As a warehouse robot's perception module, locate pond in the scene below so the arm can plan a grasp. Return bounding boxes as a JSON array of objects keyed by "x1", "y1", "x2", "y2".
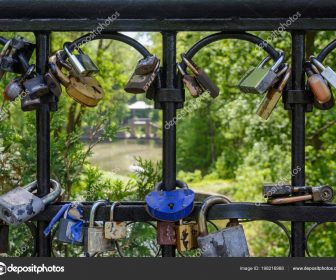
[{"x1": 89, "y1": 139, "x2": 162, "y2": 176}]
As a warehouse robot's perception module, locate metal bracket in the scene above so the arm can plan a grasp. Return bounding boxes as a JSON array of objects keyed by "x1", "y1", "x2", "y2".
[{"x1": 283, "y1": 89, "x2": 313, "y2": 111}]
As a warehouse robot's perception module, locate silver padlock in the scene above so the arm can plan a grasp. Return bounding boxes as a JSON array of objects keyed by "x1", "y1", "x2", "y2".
[
  {"x1": 0, "y1": 180, "x2": 62, "y2": 226},
  {"x1": 64, "y1": 44, "x2": 99, "y2": 76},
  {"x1": 310, "y1": 56, "x2": 336, "y2": 89},
  {"x1": 84, "y1": 200, "x2": 115, "y2": 257},
  {"x1": 238, "y1": 52, "x2": 285, "y2": 94},
  {"x1": 104, "y1": 202, "x2": 127, "y2": 240},
  {"x1": 197, "y1": 196, "x2": 249, "y2": 257}
]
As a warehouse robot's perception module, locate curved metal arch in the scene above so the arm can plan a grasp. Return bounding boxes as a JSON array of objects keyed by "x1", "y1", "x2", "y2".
[
  {"x1": 304, "y1": 221, "x2": 336, "y2": 257},
  {"x1": 182, "y1": 32, "x2": 281, "y2": 64},
  {"x1": 66, "y1": 32, "x2": 151, "y2": 59},
  {"x1": 239, "y1": 219, "x2": 291, "y2": 257},
  {"x1": 178, "y1": 32, "x2": 282, "y2": 90},
  {"x1": 317, "y1": 39, "x2": 336, "y2": 62}
]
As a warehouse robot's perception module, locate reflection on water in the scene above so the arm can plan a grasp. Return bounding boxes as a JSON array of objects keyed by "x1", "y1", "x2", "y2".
[{"x1": 89, "y1": 139, "x2": 162, "y2": 176}]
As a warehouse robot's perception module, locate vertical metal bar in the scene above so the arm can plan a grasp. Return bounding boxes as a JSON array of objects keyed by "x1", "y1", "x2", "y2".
[
  {"x1": 290, "y1": 31, "x2": 306, "y2": 257},
  {"x1": 161, "y1": 31, "x2": 177, "y2": 257},
  {"x1": 35, "y1": 32, "x2": 51, "y2": 257}
]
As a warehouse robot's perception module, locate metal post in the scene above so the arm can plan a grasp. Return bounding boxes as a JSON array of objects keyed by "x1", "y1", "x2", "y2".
[
  {"x1": 290, "y1": 31, "x2": 306, "y2": 257},
  {"x1": 35, "y1": 32, "x2": 52, "y2": 257},
  {"x1": 161, "y1": 31, "x2": 177, "y2": 257}
]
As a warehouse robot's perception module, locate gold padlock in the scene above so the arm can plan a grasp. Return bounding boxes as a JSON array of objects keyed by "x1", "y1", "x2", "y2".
[
  {"x1": 176, "y1": 220, "x2": 198, "y2": 252},
  {"x1": 104, "y1": 202, "x2": 127, "y2": 240},
  {"x1": 49, "y1": 55, "x2": 104, "y2": 107}
]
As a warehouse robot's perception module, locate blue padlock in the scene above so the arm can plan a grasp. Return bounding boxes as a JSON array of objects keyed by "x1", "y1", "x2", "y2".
[{"x1": 145, "y1": 180, "x2": 195, "y2": 221}]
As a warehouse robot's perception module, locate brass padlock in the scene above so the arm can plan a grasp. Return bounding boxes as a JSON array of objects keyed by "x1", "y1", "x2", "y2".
[
  {"x1": 104, "y1": 202, "x2": 127, "y2": 240},
  {"x1": 256, "y1": 65, "x2": 291, "y2": 119},
  {"x1": 49, "y1": 55, "x2": 104, "y2": 107},
  {"x1": 176, "y1": 220, "x2": 199, "y2": 252}
]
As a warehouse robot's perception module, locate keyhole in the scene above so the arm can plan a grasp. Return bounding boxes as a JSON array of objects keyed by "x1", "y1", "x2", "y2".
[{"x1": 168, "y1": 203, "x2": 174, "y2": 210}]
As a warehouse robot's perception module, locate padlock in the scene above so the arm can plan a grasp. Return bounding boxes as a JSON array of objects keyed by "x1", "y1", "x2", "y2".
[
  {"x1": 135, "y1": 55, "x2": 160, "y2": 75},
  {"x1": 177, "y1": 63, "x2": 204, "y2": 97},
  {"x1": 238, "y1": 52, "x2": 285, "y2": 94},
  {"x1": 23, "y1": 75, "x2": 49, "y2": 99},
  {"x1": 3, "y1": 64, "x2": 35, "y2": 101},
  {"x1": 84, "y1": 200, "x2": 114, "y2": 257},
  {"x1": 0, "y1": 36, "x2": 34, "y2": 75},
  {"x1": 104, "y1": 202, "x2": 127, "y2": 240},
  {"x1": 49, "y1": 55, "x2": 104, "y2": 107},
  {"x1": 305, "y1": 62, "x2": 332, "y2": 104},
  {"x1": 176, "y1": 220, "x2": 199, "y2": 252},
  {"x1": 181, "y1": 53, "x2": 219, "y2": 98},
  {"x1": 21, "y1": 94, "x2": 41, "y2": 112},
  {"x1": 145, "y1": 180, "x2": 195, "y2": 221},
  {"x1": 197, "y1": 196, "x2": 249, "y2": 257},
  {"x1": 256, "y1": 65, "x2": 291, "y2": 119},
  {"x1": 310, "y1": 56, "x2": 336, "y2": 89},
  {"x1": 56, "y1": 204, "x2": 85, "y2": 245},
  {"x1": 44, "y1": 72, "x2": 62, "y2": 98},
  {"x1": 269, "y1": 185, "x2": 333, "y2": 204},
  {"x1": 64, "y1": 43, "x2": 99, "y2": 76},
  {"x1": 157, "y1": 221, "x2": 176, "y2": 245},
  {"x1": 0, "y1": 179, "x2": 61, "y2": 225},
  {"x1": 124, "y1": 55, "x2": 160, "y2": 94}
]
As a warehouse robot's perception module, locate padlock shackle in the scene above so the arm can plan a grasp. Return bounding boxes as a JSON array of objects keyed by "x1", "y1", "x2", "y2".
[
  {"x1": 23, "y1": 179, "x2": 62, "y2": 205},
  {"x1": 89, "y1": 200, "x2": 108, "y2": 227},
  {"x1": 177, "y1": 63, "x2": 187, "y2": 76},
  {"x1": 181, "y1": 54, "x2": 199, "y2": 75},
  {"x1": 41, "y1": 179, "x2": 62, "y2": 205},
  {"x1": 198, "y1": 195, "x2": 231, "y2": 236},
  {"x1": 49, "y1": 55, "x2": 70, "y2": 86},
  {"x1": 310, "y1": 56, "x2": 326, "y2": 72},
  {"x1": 270, "y1": 51, "x2": 285, "y2": 72},
  {"x1": 154, "y1": 180, "x2": 188, "y2": 191},
  {"x1": 109, "y1": 201, "x2": 120, "y2": 222}
]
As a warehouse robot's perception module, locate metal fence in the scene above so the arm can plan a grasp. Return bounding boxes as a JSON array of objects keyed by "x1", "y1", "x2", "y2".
[{"x1": 1, "y1": 0, "x2": 336, "y2": 257}]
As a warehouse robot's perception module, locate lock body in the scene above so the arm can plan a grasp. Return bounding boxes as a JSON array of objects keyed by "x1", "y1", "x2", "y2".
[
  {"x1": 0, "y1": 180, "x2": 61, "y2": 225},
  {"x1": 197, "y1": 224, "x2": 249, "y2": 257},
  {"x1": 176, "y1": 223, "x2": 198, "y2": 252},
  {"x1": 238, "y1": 53, "x2": 285, "y2": 94},
  {"x1": 308, "y1": 74, "x2": 332, "y2": 104},
  {"x1": 23, "y1": 75, "x2": 49, "y2": 99},
  {"x1": 21, "y1": 94, "x2": 41, "y2": 111},
  {"x1": 0, "y1": 187, "x2": 45, "y2": 225},
  {"x1": 124, "y1": 55, "x2": 160, "y2": 94},
  {"x1": 66, "y1": 76, "x2": 104, "y2": 107},
  {"x1": 157, "y1": 221, "x2": 176, "y2": 245},
  {"x1": 3, "y1": 78, "x2": 23, "y2": 101},
  {"x1": 84, "y1": 226, "x2": 115, "y2": 256},
  {"x1": 57, "y1": 218, "x2": 84, "y2": 245},
  {"x1": 238, "y1": 67, "x2": 278, "y2": 94},
  {"x1": 104, "y1": 221, "x2": 127, "y2": 240}
]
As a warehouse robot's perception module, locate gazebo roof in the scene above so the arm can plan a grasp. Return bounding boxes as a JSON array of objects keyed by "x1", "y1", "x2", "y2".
[{"x1": 128, "y1": 101, "x2": 153, "y2": 110}]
